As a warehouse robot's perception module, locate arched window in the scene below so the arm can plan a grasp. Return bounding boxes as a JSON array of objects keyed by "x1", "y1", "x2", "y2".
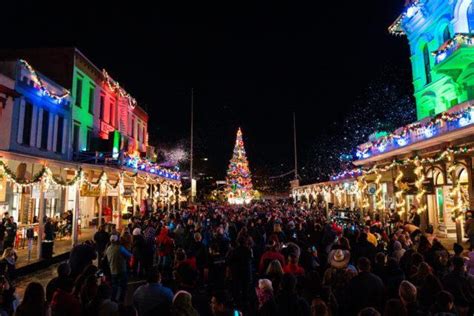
[
  {"x1": 443, "y1": 26, "x2": 451, "y2": 43},
  {"x1": 468, "y1": 2, "x2": 474, "y2": 33},
  {"x1": 423, "y1": 44, "x2": 432, "y2": 84}
]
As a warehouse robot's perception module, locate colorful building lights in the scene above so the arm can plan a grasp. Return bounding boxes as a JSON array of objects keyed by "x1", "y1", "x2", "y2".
[
  {"x1": 355, "y1": 104, "x2": 474, "y2": 160},
  {"x1": 19, "y1": 59, "x2": 70, "y2": 104},
  {"x1": 123, "y1": 154, "x2": 180, "y2": 180}
]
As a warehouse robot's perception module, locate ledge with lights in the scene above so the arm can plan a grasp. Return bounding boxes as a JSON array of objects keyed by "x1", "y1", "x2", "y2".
[
  {"x1": 432, "y1": 33, "x2": 474, "y2": 64},
  {"x1": 19, "y1": 59, "x2": 70, "y2": 104},
  {"x1": 388, "y1": 0, "x2": 421, "y2": 36},
  {"x1": 355, "y1": 104, "x2": 474, "y2": 160},
  {"x1": 122, "y1": 154, "x2": 180, "y2": 181},
  {"x1": 102, "y1": 70, "x2": 137, "y2": 109}
]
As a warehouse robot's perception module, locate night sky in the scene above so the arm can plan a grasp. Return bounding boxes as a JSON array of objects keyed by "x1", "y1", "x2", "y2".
[{"x1": 2, "y1": 0, "x2": 414, "y2": 188}]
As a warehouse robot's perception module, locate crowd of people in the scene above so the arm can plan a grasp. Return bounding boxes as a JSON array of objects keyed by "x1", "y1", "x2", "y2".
[{"x1": 0, "y1": 201, "x2": 473, "y2": 316}]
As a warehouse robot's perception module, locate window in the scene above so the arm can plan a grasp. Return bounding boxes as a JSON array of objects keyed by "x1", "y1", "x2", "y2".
[
  {"x1": 73, "y1": 122, "x2": 80, "y2": 153},
  {"x1": 468, "y1": 2, "x2": 474, "y2": 33},
  {"x1": 40, "y1": 110, "x2": 49, "y2": 150},
  {"x1": 56, "y1": 116, "x2": 64, "y2": 153},
  {"x1": 88, "y1": 87, "x2": 95, "y2": 114},
  {"x1": 75, "y1": 78, "x2": 83, "y2": 107},
  {"x1": 99, "y1": 95, "x2": 105, "y2": 120},
  {"x1": 442, "y1": 26, "x2": 451, "y2": 43},
  {"x1": 22, "y1": 102, "x2": 33, "y2": 145},
  {"x1": 131, "y1": 117, "x2": 135, "y2": 138},
  {"x1": 450, "y1": 98, "x2": 458, "y2": 108},
  {"x1": 87, "y1": 128, "x2": 93, "y2": 151},
  {"x1": 423, "y1": 44, "x2": 432, "y2": 84},
  {"x1": 109, "y1": 99, "x2": 115, "y2": 125}
]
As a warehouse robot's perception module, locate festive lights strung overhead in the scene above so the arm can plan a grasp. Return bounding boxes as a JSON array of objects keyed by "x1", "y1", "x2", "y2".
[{"x1": 19, "y1": 59, "x2": 70, "y2": 103}]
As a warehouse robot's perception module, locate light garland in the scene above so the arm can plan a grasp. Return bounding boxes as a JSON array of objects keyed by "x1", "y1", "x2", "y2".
[
  {"x1": 356, "y1": 106, "x2": 474, "y2": 160},
  {"x1": 123, "y1": 154, "x2": 180, "y2": 181},
  {"x1": 394, "y1": 169, "x2": 406, "y2": 215},
  {"x1": 19, "y1": 60, "x2": 70, "y2": 103},
  {"x1": 413, "y1": 159, "x2": 427, "y2": 214},
  {"x1": 374, "y1": 171, "x2": 384, "y2": 210},
  {"x1": 102, "y1": 70, "x2": 137, "y2": 109},
  {"x1": 388, "y1": 0, "x2": 421, "y2": 36},
  {"x1": 432, "y1": 33, "x2": 474, "y2": 64}
]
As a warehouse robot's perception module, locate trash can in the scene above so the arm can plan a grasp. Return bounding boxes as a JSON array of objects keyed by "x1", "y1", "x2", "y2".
[{"x1": 41, "y1": 240, "x2": 54, "y2": 259}]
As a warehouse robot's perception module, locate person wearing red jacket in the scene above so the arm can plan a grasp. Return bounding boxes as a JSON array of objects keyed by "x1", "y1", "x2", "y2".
[
  {"x1": 259, "y1": 240, "x2": 285, "y2": 274},
  {"x1": 156, "y1": 226, "x2": 175, "y2": 270}
]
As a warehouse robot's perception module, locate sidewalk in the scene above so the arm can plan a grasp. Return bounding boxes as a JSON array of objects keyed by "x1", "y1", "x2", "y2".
[{"x1": 15, "y1": 227, "x2": 95, "y2": 269}]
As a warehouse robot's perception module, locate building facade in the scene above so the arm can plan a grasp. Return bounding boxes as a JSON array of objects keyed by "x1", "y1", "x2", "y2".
[
  {"x1": 391, "y1": 0, "x2": 474, "y2": 120},
  {"x1": 294, "y1": 0, "x2": 474, "y2": 243},
  {"x1": 0, "y1": 49, "x2": 181, "y2": 261}
]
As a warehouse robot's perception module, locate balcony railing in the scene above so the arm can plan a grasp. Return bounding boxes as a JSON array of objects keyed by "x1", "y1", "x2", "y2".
[
  {"x1": 433, "y1": 33, "x2": 474, "y2": 65},
  {"x1": 356, "y1": 102, "x2": 474, "y2": 160}
]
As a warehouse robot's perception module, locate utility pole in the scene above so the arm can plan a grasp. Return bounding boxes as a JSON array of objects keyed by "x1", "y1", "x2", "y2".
[
  {"x1": 190, "y1": 88, "x2": 194, "y2": 203},
  {"x1": 293, "y1": 112, "x2": 298, "y2": 180}
]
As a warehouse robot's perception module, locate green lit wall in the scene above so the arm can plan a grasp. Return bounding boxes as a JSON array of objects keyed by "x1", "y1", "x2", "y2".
[
  {"x1": 401, "y1": 0, "x2": 474, "y2": 120},
  {"x1": 72, "y1": 68, "x2": 95, "y2": 151}
]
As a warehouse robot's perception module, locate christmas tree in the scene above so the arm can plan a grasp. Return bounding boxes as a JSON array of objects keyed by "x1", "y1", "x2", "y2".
[{"x1": 226, "y1": 128, "x2": 254, "y2": 204}]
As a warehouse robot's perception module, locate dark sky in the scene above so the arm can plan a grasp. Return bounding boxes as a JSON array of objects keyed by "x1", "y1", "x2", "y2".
[{"x1": 2, "y1": 0, "x2": 412, "y2": 183}]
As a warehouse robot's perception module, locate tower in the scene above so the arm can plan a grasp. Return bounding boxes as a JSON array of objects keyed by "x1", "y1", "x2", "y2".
[{"x1": 390, "y1": 0, "x2": 474, "y2": 119}]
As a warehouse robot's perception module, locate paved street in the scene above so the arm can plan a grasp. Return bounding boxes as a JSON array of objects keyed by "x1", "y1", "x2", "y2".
[
  {"x1": 16, "y1": 228, "x2": 94, "y2": 269},
  {"x1": 15, "y1": 262, "x2": 146, "y2": 305}
]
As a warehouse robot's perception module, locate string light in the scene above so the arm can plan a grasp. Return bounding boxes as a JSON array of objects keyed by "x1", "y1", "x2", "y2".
[
  {"x1": 356, "y1": 105, "x2": 474, "y2": 159},
  {"x1": 102, "y1": 70, "x2": 137, "y2": 109},
  {"x1": 388, "y1": 0, "x2": 421, "y2": 35},
  {"x1": 19, "y1": 60, "x2": 70, "y2": 103}
]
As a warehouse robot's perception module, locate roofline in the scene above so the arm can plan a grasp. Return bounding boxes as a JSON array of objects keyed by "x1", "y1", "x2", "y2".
[{"x1": 73, "y1": 48, "x2": 102, "y2": 75}]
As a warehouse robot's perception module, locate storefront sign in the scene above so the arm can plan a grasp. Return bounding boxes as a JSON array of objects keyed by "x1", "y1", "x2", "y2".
[
  {"x1": 122, "y1": 186, "x2": 133, "y2": 197},
  {"x1": 80, "y1": 184, "x2": 101, "y2": 197},
  {"x1": 44, "y1": 185, "x2": 60, "y2": 199},
  {"x1": 31, "y1": 184, "x2": 60, "y2": 199},
  {"x1": 107, "y1": 187, "x2": 119, "y2": 196}
]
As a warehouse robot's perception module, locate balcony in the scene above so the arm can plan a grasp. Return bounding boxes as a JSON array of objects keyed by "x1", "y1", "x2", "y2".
[
  {"x1": 433, "y1": 34, "x2": 474, "y2": 78},
  {"x1": 354, "y1": 101, "x2": 474, "y2": 165}
]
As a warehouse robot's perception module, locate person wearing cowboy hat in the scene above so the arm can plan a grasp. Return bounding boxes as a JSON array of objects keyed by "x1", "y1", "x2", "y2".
[{"x1": 328, "y1": 249, "x2": 350, "y2": 269}]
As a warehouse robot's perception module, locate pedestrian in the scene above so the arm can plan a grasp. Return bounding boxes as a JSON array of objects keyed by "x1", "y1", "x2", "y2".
[
  {"x1": 15, "y1": 282, "x2": 50, "y2": 316},
  {"x1": 346, "y1": 257, "x2": 385, "y2": 315},
  {"x1": 69, "y1": 240, "x2": 97, "y2": 280},
  {"x1": 133, "y1": 268, "x2": 173, "y2": 316},
  {"x1": 50, "y1": 278, "x2": 80, "y2": 316},
  {"x1": 171, "y1": 290, "x2": 199, "y2": 316},
  {"x1": 86, "y1": 284, "x2": 119, "y2": 316},
  {"x1": 442, "y1": 256, "x2": 474, "y2": 315},
  {"x1": 255, "y1": 279, "x2": 277, "y2": 316},
  {"x1": 46, "y1": 263, "x2": 71, "y2": 304},
  {"x1": 0, "y1": 247, "x2": 17, "y2": 283},
  {"x1": 275, "y1": 273, "x2": 310, "y2": 316},
  {"x1": 105, "y1": 234, "x2": 132, "y2": 303},
  {"x1": 398, "y1": 280, "x2": 424, "y2": 316},
  {"x1": 94, "y1": 224, "x2": 110, "y2": 260}
]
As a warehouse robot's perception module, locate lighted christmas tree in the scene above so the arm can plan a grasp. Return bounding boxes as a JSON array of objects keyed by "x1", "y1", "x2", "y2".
[{"x1": 226, "y1": 128, "x2": 254, "y2": 204}]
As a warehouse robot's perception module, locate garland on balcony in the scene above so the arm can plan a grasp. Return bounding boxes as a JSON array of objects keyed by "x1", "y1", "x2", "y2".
[{"x1": 356, "y1": 105, "x2": 474, "y2": 158}]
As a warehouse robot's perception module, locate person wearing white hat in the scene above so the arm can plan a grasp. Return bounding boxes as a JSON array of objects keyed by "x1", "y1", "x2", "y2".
[{"x1": 105, "y1": 232, "x2": 132, "y2": 303}]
